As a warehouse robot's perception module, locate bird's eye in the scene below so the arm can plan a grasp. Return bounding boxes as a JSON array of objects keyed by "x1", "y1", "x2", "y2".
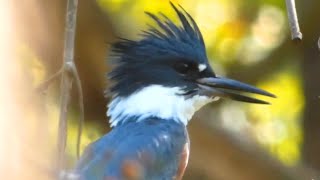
[{"x1": 174, "y1": 62, "x2": 191, "y2": 74}]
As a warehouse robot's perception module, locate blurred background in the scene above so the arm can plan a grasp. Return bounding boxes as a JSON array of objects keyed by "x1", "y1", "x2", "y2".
[{"x1": 1, "y1": 0, "x2": 320, "y2": 179}]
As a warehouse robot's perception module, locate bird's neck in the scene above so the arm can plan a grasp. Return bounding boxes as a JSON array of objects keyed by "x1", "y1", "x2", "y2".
[{"x1": 107, "y1": 85, "x2": 213, "y2": 127}]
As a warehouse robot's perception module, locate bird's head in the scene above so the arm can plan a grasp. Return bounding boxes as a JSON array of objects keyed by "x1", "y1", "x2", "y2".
[{"x1": 107, "y1": 3, "x2": 275, "y2": 127}]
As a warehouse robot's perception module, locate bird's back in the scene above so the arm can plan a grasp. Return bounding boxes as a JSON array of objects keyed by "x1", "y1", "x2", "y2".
[{"x1": 74, "y1": 118, "x2": 189, "y2": 180}]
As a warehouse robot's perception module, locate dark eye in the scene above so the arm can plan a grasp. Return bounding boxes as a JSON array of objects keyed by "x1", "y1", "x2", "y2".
[{"x1": 174, "y1": 62, "x2": 191, "y2": 74}]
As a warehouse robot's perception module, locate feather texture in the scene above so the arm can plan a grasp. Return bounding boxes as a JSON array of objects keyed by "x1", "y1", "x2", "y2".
[{"x1": 108, "y1": 3, "x2": 208, "y2": 97}]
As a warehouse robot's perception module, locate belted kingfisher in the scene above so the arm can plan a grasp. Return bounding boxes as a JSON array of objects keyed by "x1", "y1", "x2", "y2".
[{"x1": 71, "y1": 2, "x2": 275, "y2": 180}]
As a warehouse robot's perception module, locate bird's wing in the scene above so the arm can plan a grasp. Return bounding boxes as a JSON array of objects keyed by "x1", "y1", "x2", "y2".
[{"x1": 73, "y1": 118, "x2": 189, "y2": 180}]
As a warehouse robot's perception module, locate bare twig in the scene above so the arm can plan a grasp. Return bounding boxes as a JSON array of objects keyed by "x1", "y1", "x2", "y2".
[
  {"x1": 69, "y1": 64, "x2": 84, "y2": 159},
  {"x1": 318, "y1": 37, "x2": 320, "y2": 51},
  {"x1": 285, "y1": 0, "x2": 302, "y2": 41},
  {"x1": 36, "y1": 68, "x2": 63, "y2": 93},
  {"x1": 57, "y1": 0, "x2": 79, "y2": 172}
]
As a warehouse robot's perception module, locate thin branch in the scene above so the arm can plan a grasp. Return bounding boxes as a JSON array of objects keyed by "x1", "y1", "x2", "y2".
[
  {"x1": 56, "y1": 0, "x2": 79, "y2": 172},
  {"x1": 70, "y1": 64, "x2": 84, "y2": 159},
  {"x1": 36, "y1": 68, "x2": 63, "y2": 93},
  {"x1": 285, "y1": 0, "x2": 302, "y2": 41}
]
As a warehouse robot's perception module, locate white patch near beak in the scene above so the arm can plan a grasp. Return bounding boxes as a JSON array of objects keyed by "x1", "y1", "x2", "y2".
[
  {"x1": 198, "y1": 64, "x2": 207, "y2": 72},
  {"x1": 107, "y1": 85, "x2": 213, "y2": 127}
]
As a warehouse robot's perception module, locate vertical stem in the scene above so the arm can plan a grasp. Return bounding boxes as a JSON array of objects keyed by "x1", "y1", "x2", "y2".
[
  {"x1": 57, "y1": 0, "x2": 79, "y2": 171},
  {"x1": 57, "y1": 71, "x2": 73, "y2": 170},
  {"x1": 285, "y1": 0, "x2": 302, "y2": 41}
]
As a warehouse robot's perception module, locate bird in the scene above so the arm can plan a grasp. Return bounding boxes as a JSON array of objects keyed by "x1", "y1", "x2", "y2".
[{"x1": 69, "y1": 2, "x2": 275, "y2": 180}]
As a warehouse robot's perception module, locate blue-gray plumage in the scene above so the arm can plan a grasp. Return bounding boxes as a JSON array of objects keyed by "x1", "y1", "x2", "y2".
[
  {"x1": 69, "y1": 2, "x2": 275, "y2": 180},
  {"x1": 74, "y1": 119, "x2": 188, "y2": 180}
]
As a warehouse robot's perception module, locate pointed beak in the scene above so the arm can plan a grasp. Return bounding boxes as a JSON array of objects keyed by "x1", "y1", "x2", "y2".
[{"x1": 197, "y1": 77, "x2": 276, "y2": 104}]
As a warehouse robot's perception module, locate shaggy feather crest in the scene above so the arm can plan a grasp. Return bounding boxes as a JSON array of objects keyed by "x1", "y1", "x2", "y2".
[{"x1": 108, "y1": 3, "x2": 208, "y2": 97}]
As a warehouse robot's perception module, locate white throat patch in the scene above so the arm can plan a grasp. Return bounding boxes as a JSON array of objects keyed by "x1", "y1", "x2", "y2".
[{"x1": 107, "y1": 85, "x2": 213, "y2": 127}]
